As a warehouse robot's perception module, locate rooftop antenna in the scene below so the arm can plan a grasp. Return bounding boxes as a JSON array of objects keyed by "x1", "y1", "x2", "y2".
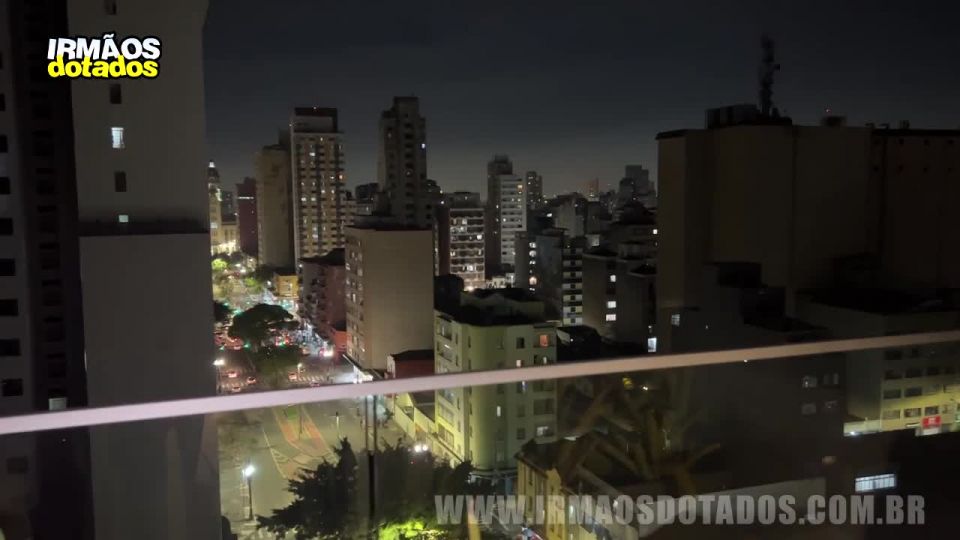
[{"x1": 759, "y1": 34, "x2": 780, "y2": 117}]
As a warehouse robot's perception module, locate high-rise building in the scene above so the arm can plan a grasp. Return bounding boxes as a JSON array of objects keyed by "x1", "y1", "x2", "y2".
[
  {"x1": 0, "y1": 2, "x2": 89, "y2": 535},
  {"x1": 585, "y1": 178, "x2": 600, "y2": 201},
  {"x1": 437, "y1": 192, "x2": 485, "y2": 290},
  {"x1": 220, "y1": 189, "x2": 236, "y2": 220},
  {"x1": 433, "y1": 289, "x2": 557, "y2": 475},
  {"x1": 484, "y1": 155, "x2": 514, "y2": 276},
  {"x1": 617, "y1": 165, "x2": 656, "y2": 210},
  {"x1": 236, "y1": 177, "x2": 258, "y2": 257},
  {"x1": 207, "y1": 161, "x2": 224, "y2": 250},
  {"x1": 525, "y1": 171, "x2": 544, "y2": 210},
  {"x1": 0, "y1": 1, "x2": 220, "y2": 538},
  {"x1": 377, "y1": 97, "x2": 432, "y2": 228},
  {"x1": 534, "y1": 229, "x2": 587, "y2": 326},
  {"x1": 345, "y1": 224, "x2": 433, "y2": 371},
  {"x1": 354, "y1": 182, "x2": 379, "y2": 217},
  {"x1": 484, "y1": 156, "x2": 526, "y2": 275},
  {"x1": 255, "y1": 142, "x2": 294, "y2": 268},
  {"x1": 582, "y1": 243, "x2": 656, "y2": 343},
  {"x1": 656, "y1": 106, "x2": 960, "y2": 351},
  {"x1": 290, "y1": 107, "x2": 349, "y2": 260}
]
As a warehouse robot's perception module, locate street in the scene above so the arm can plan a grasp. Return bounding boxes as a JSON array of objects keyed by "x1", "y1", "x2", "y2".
[{"x1": 214, "y1": 258, "x2": 411, "y2": 538}]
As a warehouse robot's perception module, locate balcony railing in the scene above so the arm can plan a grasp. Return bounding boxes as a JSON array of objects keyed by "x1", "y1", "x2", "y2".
[{"x1": 1, "y1": 330, "x2": 959, "y2": 539}]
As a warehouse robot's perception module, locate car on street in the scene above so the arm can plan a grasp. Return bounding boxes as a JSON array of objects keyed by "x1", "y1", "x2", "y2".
[
  {"x1": 230, "y1": 385, "x2": 243, "y2": 393},
  {"x1": 226, "y1": 369, "x2": 238, "y2": 378},
  {"x1": 246, "y1": 376, "x2": 257, "y2": 385},
  {"x1": 309, "y1": 381, "x2": 322, "y2": 387},
  {"x1": 287, "y1": 371, "x2": 298, "y2": 381}
]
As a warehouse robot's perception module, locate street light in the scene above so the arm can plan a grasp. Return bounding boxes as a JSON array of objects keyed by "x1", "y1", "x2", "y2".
[
  {"x1": 242, "y1": 464, "x2": 255, "y2": 520},
  {"x1": 213, "y1": 359, "x2": 226, "y2": 394}
]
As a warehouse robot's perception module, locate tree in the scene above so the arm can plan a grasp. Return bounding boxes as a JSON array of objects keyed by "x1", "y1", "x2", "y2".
[
  {"x1": 212, "y1": 257, "x2": 229, "y2": 273},
  {"x1": 228, "y1": 303, "x2": 296, "y2": 350},
  {"x1": 259, "y1": 439, "x2": 359, "y2": 540},
  {"x1": 258, "y1": 440, "x2": 495, "y2": 539},
  {"x1": 213, "y1": 301, "x2": 232, "y2": 325},
  {"x1": 250, "y1": 345, "x2": 300, "y2": 388}
]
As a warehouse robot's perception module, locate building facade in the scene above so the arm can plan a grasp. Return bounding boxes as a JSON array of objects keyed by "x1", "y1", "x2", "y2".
[
  {"x1": 345, "y1": 225, "x2": 434, "y2": 371},
  {"x1": 437, "y1": 192, "x2": 485, "y2": 291},
  {"x1": 0, "y1": 1, "x2": 222, "y2": 538},
  {"x1": 656, "y1": 108, "x2": 960, "y2": 351},
  {"x1": 207, "y1": 161, "x2": 224, "y2": 250},
  {"x1": 299, "y1": 249, "x2": 346, "y2": 347},
  {"x1": 255, "y1": 142, "x2": 293, "y2": 268},
  {"x1": 377, "y1": 97, "x2": 432, "y2": 228},
  {"x1": 290, "y1": 107, "x2": 349, "y2": 260},
  {"x1": 525, "y1": 171, "x2": 544, "y2": 210},
  {"x1": 484, "y1": 155, "x2": 514, "y2": 276},
  {"x1": 433, "y1": 290, "x2": 558, "y2": 478},
  {"x1": 236, "y1": 176, "x2": 257, "y2": 257},
  {"x1": 534, "y1": 230, "x2": 587, "y2": 326}
]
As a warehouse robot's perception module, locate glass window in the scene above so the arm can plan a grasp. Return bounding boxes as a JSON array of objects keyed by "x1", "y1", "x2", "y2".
[
  {"x1": 855, "y1": 474, "x2": 896, "y2": 493},
  {"x1": 111, "y1": 127, "x2": 125, "y2": 149}
]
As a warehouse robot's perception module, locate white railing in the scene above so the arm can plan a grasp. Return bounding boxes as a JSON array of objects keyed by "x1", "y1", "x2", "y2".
[{"x1": 0, "y1": 330, "x2": 958, "y2": 436}]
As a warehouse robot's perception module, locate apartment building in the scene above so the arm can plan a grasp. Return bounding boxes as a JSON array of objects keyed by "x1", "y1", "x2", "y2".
[{"x1": 433, "y1": 289, "x2": 557, "y2": 482}]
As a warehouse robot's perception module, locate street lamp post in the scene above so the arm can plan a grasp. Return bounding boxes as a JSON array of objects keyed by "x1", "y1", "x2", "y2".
[{"x1": 242, "y1": 464, "x2": 255, "y2": 520}]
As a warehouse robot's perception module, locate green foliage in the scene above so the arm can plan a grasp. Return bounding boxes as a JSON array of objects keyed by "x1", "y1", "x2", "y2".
[
  {"x1": 213, "y1": 301, "x2": 232, "y2": 324},
  {"x1": 243, "y1": 276, "x2": 262, "y2": 292},
  {"x1": 228, "y1": 303, "x2": 295, "y2": 349},
  {"x1": 259, "y1": 439, "x2": 359, "y2": 540},
  {"x1": 212, "y1": 257, "x2": 229, "y2": 273},
  {"x1": 250, "y1": 345, "x2": 300, "y2": 388},
  {"x1": 258, "y1": 440, "x2": 494, "y2": 539}
]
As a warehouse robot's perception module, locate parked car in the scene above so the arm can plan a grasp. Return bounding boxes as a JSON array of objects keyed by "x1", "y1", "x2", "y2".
[{"x1": 226, "y1": 369, "x2": 238, "y2": 379}]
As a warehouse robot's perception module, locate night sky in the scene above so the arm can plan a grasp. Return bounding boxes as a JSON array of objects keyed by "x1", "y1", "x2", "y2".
[{"x1": 204, "y1": 0, "x2": 960, "y2": 196}]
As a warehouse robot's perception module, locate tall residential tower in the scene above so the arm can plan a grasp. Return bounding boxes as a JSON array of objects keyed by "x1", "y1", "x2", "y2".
[{"x1": 377, "y1": 97, "x2": 432, "y2": 228}]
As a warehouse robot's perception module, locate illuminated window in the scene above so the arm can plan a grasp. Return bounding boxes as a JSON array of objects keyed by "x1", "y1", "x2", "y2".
[
  {"x1": 646, "y1": 337, "x2": 657, "y2": 353},
  {"x1": 855, "y1": 473, "x2": 896, "y2": 493},
  {"x1": 605, "y1": 314, "x2": 617, "y2": 322},
  {"x1": 609, "y1": 274, "x2": 616, "y2": 283},
  {"x1": 653, "y1": 228, "x2": 658, "y2": 235},
  {"x1": 670, "y1": 314, "x2": 681, "y2": 326},
  {"x1": 538, "y1": 334, "x2": 549, "y2": 348},
  {"x1": 496, "y1": 406, "x2": 502, "y2": 417},
  {"x1": 111, "y1": 127, "x2": 125, "y2": 149},
  {"x1": 606, "y1": 300, "x2": 617, "y2": 309},
  {"x1": 118, "y1": 214, "x2": 129, "y2": 223}
]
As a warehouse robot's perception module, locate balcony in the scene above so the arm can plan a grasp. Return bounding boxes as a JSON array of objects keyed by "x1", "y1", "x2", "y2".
[{"x1": 1, "y1": 330, "x2": 959, "y2": 538}]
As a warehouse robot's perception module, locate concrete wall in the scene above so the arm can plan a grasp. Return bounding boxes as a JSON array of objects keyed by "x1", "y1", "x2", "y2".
[{"x1": 80, "y1": 233, "x2": 219, "y2": 540}]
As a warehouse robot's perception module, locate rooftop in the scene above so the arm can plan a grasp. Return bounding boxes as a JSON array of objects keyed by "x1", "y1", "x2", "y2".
[
  {"x1": 390, "y1": 349, "x2": 434, "y2": 363},
  {"x1": 300, "y1": 248, "x2": 345, "y2": 266},
  {"x1": 439, "y1": 304, "x2": 539, "y2": 326},
  {"x1": 805, "y1": 288, "x2": 960, "y2": 316},
  {"x1": 469, "y1": 287, "x2": 539, "y2": 303}
]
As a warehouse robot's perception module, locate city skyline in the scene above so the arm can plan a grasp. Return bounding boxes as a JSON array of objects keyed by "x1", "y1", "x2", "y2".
[{"x1": 205, "y1": 0, "x2": 960, "y2": 194}]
